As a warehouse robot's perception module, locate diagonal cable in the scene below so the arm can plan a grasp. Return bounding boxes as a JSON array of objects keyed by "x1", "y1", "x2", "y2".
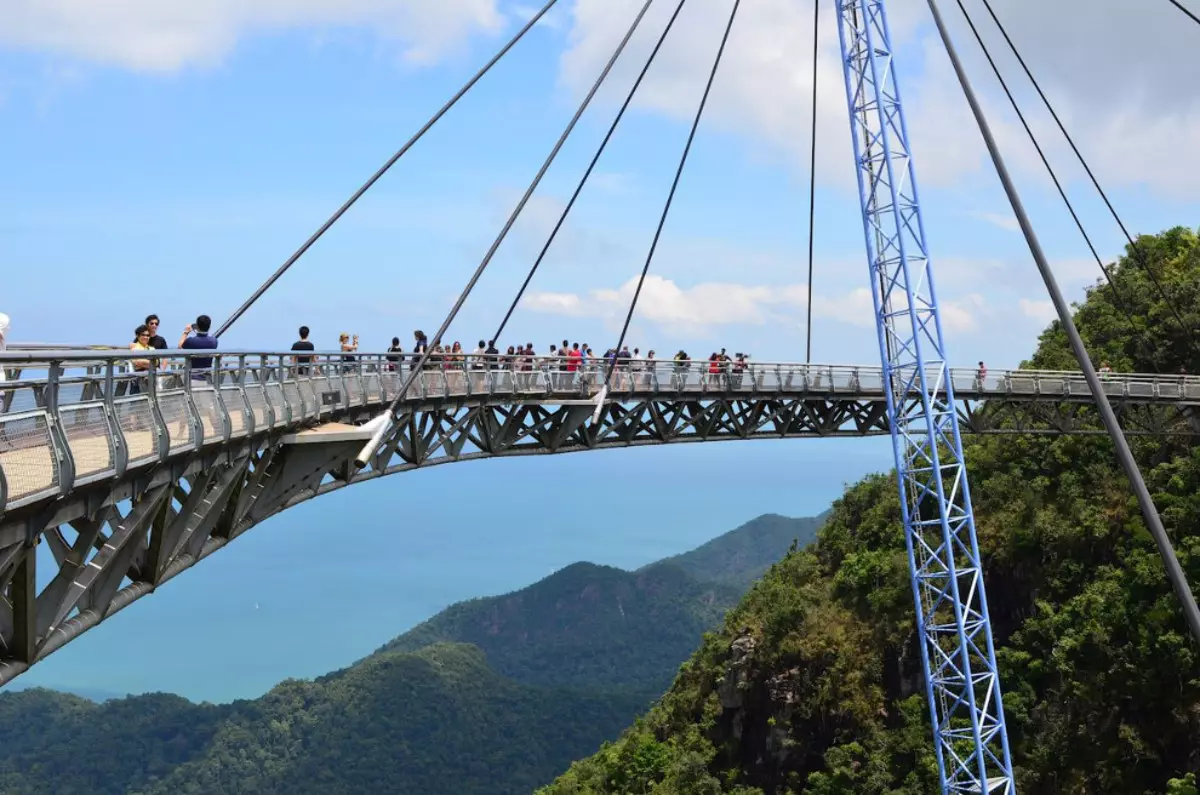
[
  {"x1": 603, "y1": 0, "x2": 742, "y2": 390},
  {"x1": 951, "y1": 0, "x2": 1156, "y2": 369},
  {"x1": 214, "y1": 0, "x2": 563, "y2": 339},
  {"x1": 493, "y1": 0, "x2": 692, "y2": 343},
  {"x1": 353, "y1": 0, "x2": 656, "y2": 467},
  {"x1": 804, "y1": 0, "x2": 820, "y2": 364},
  {"x1": 1167, "y1": 0, "x2": 1200, "y2": 26},
  {"x1": 975, "y1": 0, "x2": 1200, "y2": 360}
]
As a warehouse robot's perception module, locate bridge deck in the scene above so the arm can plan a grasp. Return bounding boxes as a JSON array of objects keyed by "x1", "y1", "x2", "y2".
[{"x1": 1, "y1": 353, "x2": 1197, "y2": 515}]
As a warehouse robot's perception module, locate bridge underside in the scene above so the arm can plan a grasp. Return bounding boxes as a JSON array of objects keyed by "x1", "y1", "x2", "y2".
[{"x1": 0, "y1": 393, "x2": 1196, "y2": 685}]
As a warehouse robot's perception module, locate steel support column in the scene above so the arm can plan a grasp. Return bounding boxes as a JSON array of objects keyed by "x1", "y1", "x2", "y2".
[{"x1": 833, "y1": 1, "x2": 1015, "y2": 792}]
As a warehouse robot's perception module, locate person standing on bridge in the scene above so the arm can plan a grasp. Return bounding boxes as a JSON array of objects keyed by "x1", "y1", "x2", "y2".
[
  {"x1": 291, "y1": 326, "x2": 315, "y2": 376},
  {"x1": 145, "y1": 315, "x2": 168, "y2": 350},
  {"x1": 179, "y1": 315, "x2": 217, "y2": 381}
]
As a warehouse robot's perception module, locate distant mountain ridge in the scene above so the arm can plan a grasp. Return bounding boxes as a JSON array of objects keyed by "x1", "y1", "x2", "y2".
[
  {"x1": 0, "y1": 511, "x2": 826, "y2": 794},
  {"x1": 652, "y1": 511, "x2": 828, "y2": 591},
  {"x1": 378, "y1": 560, "x2": 741, "y2": 693}
]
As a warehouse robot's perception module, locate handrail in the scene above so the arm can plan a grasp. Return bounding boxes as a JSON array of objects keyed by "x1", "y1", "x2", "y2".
[{"x1": 0, "y1": 349, "x2": 1197, "y2": 381}]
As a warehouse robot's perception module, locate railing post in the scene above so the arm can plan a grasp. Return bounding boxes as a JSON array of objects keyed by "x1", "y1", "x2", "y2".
[
  {"x1": 45, "y1": 361, "x2": 76, "y2": 495},
  {"x1": 213, "y1": 354, "x2": 232, "y2": 442},
  {"x1": 181, "y1": 352, "x2": 204, "y2": 448},
  {"x1": 104, "y1": 356, "x2": 129, "y2": 479},
  {"x1": 234, "y1": 355, "x2": 254, "y2": 434},
  {"x1": 147, "y1": 349, "x2": 170, "y2": 460}
]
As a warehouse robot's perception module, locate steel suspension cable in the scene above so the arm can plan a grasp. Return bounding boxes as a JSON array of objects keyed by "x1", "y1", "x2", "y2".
[
  {"x1": 354, "y1": 0, "x2": 656, "y2": 468},
  {"x1": 804, "y1": 0, "x2": 820, "y2": 364},
  {"x1": 491, "y1": 0, "x2": 692, "y2": 344},
  {"x1": 602, "y1": 0, "x2": 741, "y2": 391},
  {"x1": 213, "y1": 0, "x2": 562, "y2": 339},
  {"x1": 950, "y1": 0, "x2": 1155, "y2": 368},
  {"x1": 975, "y1": 0, "x2": 1200, "y2": 360},
  {"x1": 1167, "y1": 0, "x2": 1200, "y2": 26},
  {"x1": 927, "y1": 0, "x2": 1200, "y2": 647}
]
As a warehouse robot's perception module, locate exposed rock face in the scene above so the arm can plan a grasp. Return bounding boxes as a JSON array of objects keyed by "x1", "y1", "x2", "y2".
[{"x1": 719, "y1": 630, "x2": 758, "y2": 713}]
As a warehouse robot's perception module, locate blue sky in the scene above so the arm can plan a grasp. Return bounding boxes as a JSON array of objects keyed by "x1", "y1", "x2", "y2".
[{"x1": 4, "y1": 0, "x2": 1199, "y2": 699}]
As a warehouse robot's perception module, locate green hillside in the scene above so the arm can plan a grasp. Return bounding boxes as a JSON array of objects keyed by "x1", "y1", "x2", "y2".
[
  {"x1": 539, "y1": 226, "x2": 1200, "y2": 794},
  {"x1": 134, "y1": 644, "x2": 648, "y2": 795},
  {"x1": 654, "y1": 513, "x2": 827, "y2": 591},
  {"x1": 0, "y1": 511, "x2": 820, "y2": 793},
  {"x1": 379, "y1": 561, "x2": 742, "y2": 693}
]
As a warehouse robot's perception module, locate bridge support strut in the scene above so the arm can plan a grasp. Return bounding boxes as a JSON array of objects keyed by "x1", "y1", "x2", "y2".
[{"x1": 833, "y1": 1, "x2": 1016, "y2": 792}]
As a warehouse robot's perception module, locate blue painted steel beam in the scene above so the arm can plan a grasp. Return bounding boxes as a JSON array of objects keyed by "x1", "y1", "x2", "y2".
[{"x1": 830, "y1": 1, "x2": 1015, "y2": 792}]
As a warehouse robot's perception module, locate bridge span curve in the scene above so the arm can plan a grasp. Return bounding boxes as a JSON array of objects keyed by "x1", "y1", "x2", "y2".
[{"x1": 0, "y1": 349, "x2": 1197, "y2": 684}]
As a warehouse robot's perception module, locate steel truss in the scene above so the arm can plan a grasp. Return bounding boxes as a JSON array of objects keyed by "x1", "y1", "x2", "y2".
[
  {"x1": 833, "y1": 1, "x2": 1015, "y2": 791},
  {"x1": 0, "y1": 391, "x2": 1194, "y2": 686}
]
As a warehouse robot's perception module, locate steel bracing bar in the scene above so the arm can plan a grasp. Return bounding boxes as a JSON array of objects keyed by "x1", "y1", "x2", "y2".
[
  {"x1": 925, "y1": 0, "x2": 1200, "y2": 646},
  {"x1": 833, "y1": 1, "x2": 1015, "y2": 792}
]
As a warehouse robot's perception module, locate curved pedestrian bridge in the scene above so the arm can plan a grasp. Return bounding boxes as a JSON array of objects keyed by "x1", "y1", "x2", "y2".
[{"x1": 2, "y1": 350, "x2": 1197, "y2": 515}]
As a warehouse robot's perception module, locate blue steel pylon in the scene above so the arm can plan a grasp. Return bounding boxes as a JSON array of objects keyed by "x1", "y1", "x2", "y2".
[{"x1": 831, "y1": 1, "x2": 1016, "y2": 792}]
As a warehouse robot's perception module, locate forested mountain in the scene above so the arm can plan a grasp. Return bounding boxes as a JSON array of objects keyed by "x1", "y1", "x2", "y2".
[
  {"x1": 0, "y1": 513, "x2": 822, "y2": 794},
  {"x1": 380, "y1": 561, "x2": 740, "y2": 693},
  {"x1": 540, "y1": 227, "x2": 1200, "y2": 794},
  {"x1": 653, "y1": 513, "x2": 827, "y2": 591}
]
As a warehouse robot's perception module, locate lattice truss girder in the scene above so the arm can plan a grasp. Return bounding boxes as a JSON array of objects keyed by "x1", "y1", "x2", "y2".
[
  {"x1": 836, "y1": 0, "x2": 1015, "y2": 790},
  {"x1": 0, "y1": 394, "x2": 1194, "y2": 682}
]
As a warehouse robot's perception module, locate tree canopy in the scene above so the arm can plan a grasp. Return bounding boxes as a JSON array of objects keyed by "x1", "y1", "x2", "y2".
[{"x1": 541, "y1": 227, "x2": 1200, "y2": 795}]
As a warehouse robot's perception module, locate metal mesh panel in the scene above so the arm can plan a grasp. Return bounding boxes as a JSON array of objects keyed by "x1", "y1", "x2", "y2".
[
  {"x1": 245, "y1": 383, "x2": 271, "y2": 430},
  {"x1": 363, "y1": 372, "x2": 383, "y2": 402},
  {"x1": 297, "y1": 379, "x2": 318, "y2": 419},
  {"x1": 191, "y1": 388, "x2": 224, "y2": 443},
  {"x1": 344, "y1": 375, "x2": 364, "y2": 406},
  {"x1": 491, "y1": 370, "x2": 514, "y2": 394},
  {"x1": 421, "y1": 371, "x2": 446, "y2": 398},
  {"x1": 0, "y1": 410, "x2": 59, "y2": 506},
  {"x1": 379, "y1": 372, "x2": 401, "y2": 400},
  {"x1": 220, "y1": 387, "x2": 249, "y2": 437},
  {"x1": 265, "y1": 383, "x2": 288, "y2": 427},
  {"x1": 1008, "y1": 376, "x2": 1036, "y2": 395},
  {"x1": 445, "y1": 370, "x2": 469, "y2": 397},
  {"x1": 59, "y1": 402, "x2": 115, "y2": 482},
  {"x1": 114, "y1": 396, "x2": 158, "y2": 464},
  {"x1": 158, "y1": 391, "x2": 195, "y2": 454},
  {"x1": 283, "y1": 382, "x2": 303, "y2": 421}
]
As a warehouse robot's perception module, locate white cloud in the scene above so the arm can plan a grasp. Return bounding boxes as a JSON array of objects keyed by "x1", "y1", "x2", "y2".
[
  {"x1": 558, "y1": 0, "x2": 1200, "y2": 195},
  {"x1": 968, "y1": 211, "x2": 1020, "y2": 233},
  {"x1": 813, "y1": 287, "x2": 985, "y2": 334},
  {"x1": 0, "y1": 0, "x2": 505, "y2": 71},
  {"x1": 1018, "y1": 297, "x2": 1056, "y2": 325},
  {"x1": 525, "y1": 274, "x2": 809, "y2": 328},
  {"x1": 522, "y1": 274, "x2": 998, "y2": 340}
]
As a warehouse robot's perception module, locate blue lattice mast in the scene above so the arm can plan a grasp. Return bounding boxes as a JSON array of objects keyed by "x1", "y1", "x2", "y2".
[{"x1": 831, "y1": 1, "x2": 1015, "y2": 792}]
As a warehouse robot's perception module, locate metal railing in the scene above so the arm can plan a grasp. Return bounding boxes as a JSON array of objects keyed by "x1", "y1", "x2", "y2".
[{"x1": 2, "y1": 350, "x2": 1198, "y2": 512}]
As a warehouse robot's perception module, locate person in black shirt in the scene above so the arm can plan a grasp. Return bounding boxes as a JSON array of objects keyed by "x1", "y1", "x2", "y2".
[
  {"x1": 386, "y1": 337, "x2": 403, "y2": 372},
  {"x1": 145, "y1": 314, "x2": 168, "y2": 349},
  {"x1": 291, "y1": 325, "x2": 315, "y2": 375}
]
